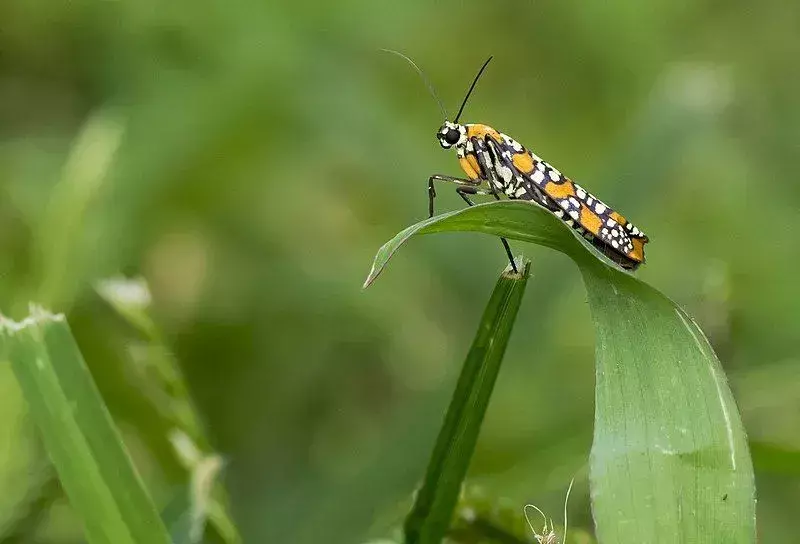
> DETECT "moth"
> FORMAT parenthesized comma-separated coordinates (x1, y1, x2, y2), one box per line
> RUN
(387, 52, 649, 272)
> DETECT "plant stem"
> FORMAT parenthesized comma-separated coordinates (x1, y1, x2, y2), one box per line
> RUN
(404, 258, 531, 544)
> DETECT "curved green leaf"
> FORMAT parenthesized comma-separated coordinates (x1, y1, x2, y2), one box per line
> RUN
(364, 201, 756, 543)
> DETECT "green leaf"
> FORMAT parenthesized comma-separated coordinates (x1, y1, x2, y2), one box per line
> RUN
(403, 258, 531, 544)
(0, 308, 172, 544)
(365, 201, 756, 543)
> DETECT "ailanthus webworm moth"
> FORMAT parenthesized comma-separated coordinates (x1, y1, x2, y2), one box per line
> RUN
(385, 51, 650, 272)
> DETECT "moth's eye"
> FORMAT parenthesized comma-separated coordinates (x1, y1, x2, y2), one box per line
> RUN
(444, 128, 461, 145)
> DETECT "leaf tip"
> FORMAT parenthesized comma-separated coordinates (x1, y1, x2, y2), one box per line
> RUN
(362, 265, 380, 290)
(501, 255, 531, 279)
(0, 305, 65, 334)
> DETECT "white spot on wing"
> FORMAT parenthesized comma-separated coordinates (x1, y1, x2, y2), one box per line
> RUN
(498, 165, 513, 183)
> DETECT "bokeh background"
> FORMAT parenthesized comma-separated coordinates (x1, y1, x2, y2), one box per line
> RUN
(1, 0, 799, 542)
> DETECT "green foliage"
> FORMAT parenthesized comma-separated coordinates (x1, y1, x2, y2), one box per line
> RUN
(365, 202, 755, 542)
(0, 309, 171, 544)
(1, 0, 798, 542)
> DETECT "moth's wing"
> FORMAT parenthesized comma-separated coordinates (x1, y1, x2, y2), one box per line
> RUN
(482, 135, 551, 208)
(514, 152, 648, 265)
(570, 182, 649, 263)
(573, 182, 649, 241)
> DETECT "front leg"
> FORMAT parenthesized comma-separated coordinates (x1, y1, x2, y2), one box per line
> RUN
(471, 140, 519, 273)
(428, 174, 481, 218)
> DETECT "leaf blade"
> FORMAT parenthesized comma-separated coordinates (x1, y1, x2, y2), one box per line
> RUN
(0, 309, 172, 544)
(581, 263, 755, 542)
(366, 201, 756, 543)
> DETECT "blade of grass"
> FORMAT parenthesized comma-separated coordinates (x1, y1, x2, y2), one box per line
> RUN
(0, 308, 171, 544)
(96, 276, 242, 544)
(403, 258, 531, 544)
(365, 201, 756, 543)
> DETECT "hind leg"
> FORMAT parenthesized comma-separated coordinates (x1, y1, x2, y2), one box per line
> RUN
(456, 186, 518, 273)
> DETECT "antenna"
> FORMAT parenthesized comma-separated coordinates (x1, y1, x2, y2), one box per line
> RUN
(381, 49, 448, 119)
(454, 56, 493, 123)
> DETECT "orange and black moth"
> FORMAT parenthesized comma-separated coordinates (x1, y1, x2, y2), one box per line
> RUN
(389, 52, 649, 271)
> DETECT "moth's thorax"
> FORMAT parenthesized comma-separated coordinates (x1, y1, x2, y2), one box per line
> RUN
(463, 123, 503, 141)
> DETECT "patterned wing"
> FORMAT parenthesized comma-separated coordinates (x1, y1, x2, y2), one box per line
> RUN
(491, 132, 648, 266)
(571, 182, 649, 263)
(480, 134, 551, 208)
(541, 168, 648, 266)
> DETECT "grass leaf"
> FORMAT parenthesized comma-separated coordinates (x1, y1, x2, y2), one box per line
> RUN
(0, 308, 172, 544)
(403, 258, 531, 544)
(365, 201, 756, 543)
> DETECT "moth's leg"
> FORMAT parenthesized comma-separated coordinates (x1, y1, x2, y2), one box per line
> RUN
(471, 140, 519, 273)
(457, 186, 518, 273)
(428, 174, 481, 218)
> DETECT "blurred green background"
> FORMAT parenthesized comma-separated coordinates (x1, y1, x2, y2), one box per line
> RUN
(1, 0, 799, 542)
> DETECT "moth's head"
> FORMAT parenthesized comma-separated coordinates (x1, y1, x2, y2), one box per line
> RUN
(437, 121, 466, 149)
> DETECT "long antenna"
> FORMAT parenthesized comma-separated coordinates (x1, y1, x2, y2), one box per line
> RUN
(381, 49, 448, 119)
(454, 56, 493, 123)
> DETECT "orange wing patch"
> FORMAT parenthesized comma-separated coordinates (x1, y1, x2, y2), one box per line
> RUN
(544, 180, 576, 199)
(610, 210, 627, 224)
(629, 238, 646, 262)
(512, 152, 534, 174)
(579, 205, 603, 235)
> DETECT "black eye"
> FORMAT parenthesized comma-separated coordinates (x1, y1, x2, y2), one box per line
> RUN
(444, 128, 461, 145)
